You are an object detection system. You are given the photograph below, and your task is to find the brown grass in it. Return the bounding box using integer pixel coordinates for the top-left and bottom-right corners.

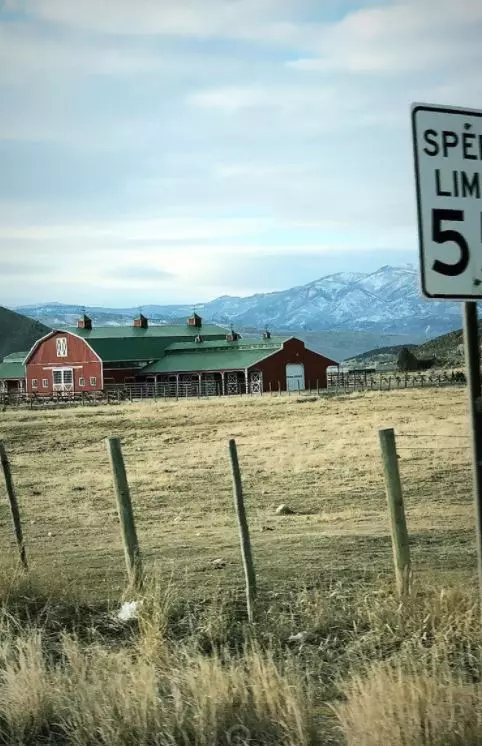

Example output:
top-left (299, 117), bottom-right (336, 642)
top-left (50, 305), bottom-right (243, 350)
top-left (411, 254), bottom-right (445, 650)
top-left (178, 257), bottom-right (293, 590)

top-left (0, 388), bottom-right (475, 596)
top-left (0, 388), bottom-right (480, 744)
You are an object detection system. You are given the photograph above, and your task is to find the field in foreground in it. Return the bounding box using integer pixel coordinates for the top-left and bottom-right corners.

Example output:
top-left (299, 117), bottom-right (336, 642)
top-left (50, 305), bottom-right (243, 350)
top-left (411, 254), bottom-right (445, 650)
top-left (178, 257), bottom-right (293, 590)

top-left (0, 388), bottom-right (480, 744)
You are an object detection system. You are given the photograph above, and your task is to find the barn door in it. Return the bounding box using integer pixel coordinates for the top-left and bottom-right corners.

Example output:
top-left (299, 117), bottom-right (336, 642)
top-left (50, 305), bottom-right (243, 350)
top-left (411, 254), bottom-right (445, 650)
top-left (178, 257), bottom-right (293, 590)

top-left (52, 368), bottom-right (74, 392)
top-left (286, 363), bottom-right (305, 391)
top-left (249, 371), bottom-right (263, 394)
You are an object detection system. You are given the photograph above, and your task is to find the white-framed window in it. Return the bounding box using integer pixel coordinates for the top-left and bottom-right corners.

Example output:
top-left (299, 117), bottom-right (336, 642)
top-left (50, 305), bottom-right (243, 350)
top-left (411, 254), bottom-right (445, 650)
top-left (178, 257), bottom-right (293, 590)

top-left (42, 379), bottom-right (48, 388)
top-left (32, 379), bottom-right (38, 389)
top-left (90, 376), bottom-right (97, 386)
top-left (79, 377), bottom-right (85, 387)
top-left (56, 337), bottom-right (68, 357)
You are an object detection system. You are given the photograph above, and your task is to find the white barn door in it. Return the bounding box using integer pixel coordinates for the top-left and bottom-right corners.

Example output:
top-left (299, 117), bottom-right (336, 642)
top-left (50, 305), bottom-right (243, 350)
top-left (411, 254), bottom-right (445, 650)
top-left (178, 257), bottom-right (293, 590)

top-left (286, 363), bottom-right (305, 391)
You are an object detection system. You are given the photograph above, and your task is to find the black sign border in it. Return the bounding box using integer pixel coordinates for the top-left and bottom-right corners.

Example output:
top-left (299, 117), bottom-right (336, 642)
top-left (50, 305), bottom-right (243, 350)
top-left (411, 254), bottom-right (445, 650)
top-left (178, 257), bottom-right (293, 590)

top-left (411, 103), bottom-right (482, 300)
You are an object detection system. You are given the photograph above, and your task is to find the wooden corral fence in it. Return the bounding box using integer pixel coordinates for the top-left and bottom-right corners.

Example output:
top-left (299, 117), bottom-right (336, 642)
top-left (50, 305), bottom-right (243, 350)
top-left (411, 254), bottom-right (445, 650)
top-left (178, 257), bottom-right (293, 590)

top-left (0, 370), bottom-right (468, 408)
top-left (327, 369), bottom-right (467, 392)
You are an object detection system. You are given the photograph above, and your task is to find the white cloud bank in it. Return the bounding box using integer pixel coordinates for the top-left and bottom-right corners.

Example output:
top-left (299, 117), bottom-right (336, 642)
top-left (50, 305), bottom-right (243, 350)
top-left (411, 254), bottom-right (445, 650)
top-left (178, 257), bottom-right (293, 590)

top-left (1, 0), bottom-right (481, 305)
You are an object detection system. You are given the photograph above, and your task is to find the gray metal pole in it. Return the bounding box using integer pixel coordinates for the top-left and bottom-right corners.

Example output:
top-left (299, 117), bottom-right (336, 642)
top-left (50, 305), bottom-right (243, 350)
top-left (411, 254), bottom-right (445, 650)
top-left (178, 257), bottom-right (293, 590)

top-left (463, 301), bottom-right (482, 606)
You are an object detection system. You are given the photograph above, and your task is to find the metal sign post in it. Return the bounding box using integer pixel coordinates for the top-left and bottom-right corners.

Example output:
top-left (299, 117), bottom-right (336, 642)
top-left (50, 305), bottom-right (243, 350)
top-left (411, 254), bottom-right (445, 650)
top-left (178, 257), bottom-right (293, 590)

top-left (411, 102), bottom-right (482, 602)
top-left (463, 301), bottom-right (482, 602)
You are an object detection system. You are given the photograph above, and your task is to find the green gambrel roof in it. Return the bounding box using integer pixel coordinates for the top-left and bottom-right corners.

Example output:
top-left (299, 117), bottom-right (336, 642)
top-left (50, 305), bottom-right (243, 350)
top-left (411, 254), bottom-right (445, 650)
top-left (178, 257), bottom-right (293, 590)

top-left (0, 361), bottom-right (25, 379)
top-left (87, 337), bottom-right (171, 363)
top-left (140, 347), bottom-right (279, 374)
top-left (66, 324), bottom-right (227, 339)
top-left (64, 324), bottom-right (228, 363)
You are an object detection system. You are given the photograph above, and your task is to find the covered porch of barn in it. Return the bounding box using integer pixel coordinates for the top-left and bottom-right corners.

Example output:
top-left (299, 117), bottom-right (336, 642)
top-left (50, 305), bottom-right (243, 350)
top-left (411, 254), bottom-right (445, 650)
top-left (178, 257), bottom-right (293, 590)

top-left (0, 357), bottom-right (26, 395)
top-left (142, 368), bottom-right (263, 397)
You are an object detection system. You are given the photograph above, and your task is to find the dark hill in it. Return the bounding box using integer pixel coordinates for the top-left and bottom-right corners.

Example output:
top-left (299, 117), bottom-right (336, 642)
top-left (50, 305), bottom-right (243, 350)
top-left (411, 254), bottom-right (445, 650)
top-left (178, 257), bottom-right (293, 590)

top-left (0, 307), bottom-right (50, 360)
top-left (346, 323), bottom-right (475, 369)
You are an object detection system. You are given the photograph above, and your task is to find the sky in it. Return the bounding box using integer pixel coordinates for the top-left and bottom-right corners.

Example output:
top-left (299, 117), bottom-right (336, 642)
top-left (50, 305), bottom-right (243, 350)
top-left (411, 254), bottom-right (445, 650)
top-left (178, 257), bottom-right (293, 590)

top-left (1, 0), bottom-right (482, 308)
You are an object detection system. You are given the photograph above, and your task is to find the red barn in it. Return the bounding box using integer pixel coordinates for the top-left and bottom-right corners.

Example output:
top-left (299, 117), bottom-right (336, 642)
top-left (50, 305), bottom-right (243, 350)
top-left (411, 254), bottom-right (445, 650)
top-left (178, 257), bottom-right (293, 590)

top-left (3, 312), bottom-right (338, 397)
top-left (25, 329), bottom-right (103, 395)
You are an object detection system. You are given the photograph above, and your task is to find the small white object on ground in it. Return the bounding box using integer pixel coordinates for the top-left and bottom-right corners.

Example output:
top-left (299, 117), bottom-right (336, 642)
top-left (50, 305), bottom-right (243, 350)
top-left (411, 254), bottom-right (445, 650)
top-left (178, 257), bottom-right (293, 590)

top-left (117, 601), bottom-right (140, 621)
top-left (276, 504), bottom-right (295, 515)
top-left (212, 558), bottom-right (226, 569)
top-left (288, 631), bottom-right (315, 644)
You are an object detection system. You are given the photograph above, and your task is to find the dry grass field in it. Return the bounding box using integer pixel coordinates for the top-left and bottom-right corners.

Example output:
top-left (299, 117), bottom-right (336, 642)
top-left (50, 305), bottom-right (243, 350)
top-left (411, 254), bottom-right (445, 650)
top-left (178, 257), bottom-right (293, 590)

top-left (0, 387), bottom-right (476, 595)
top-left (0, 388), bottom-right (481, 745)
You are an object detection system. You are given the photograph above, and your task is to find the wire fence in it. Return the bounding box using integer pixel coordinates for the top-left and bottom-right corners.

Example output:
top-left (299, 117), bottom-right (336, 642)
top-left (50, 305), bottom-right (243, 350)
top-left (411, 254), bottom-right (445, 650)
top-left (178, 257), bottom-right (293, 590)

top-left (0, 395), bottom-right (477, 596)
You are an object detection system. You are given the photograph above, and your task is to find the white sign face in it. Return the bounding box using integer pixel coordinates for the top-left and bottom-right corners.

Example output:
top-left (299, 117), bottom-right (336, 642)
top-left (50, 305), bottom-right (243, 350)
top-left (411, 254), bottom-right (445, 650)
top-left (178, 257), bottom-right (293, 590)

top-left (412, 103), bottom-right (482, 299)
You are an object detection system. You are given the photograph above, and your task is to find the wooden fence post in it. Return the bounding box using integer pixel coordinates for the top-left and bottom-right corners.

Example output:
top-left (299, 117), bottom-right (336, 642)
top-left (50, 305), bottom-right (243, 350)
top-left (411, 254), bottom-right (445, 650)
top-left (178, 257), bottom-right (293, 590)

top-left (106, 437), bottom-right (143, 590)
top-left (378, 428), bottom-right (411, 598)
top-left (228, 439), bottom-right (256, 622)
top-left (0, 443), bottom-right (28, 571)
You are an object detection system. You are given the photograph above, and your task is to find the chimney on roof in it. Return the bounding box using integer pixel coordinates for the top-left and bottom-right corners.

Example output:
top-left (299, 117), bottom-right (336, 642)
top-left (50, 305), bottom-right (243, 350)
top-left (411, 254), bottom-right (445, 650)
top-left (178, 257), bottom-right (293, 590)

top-left (133, 313), bottom-right (148, 329)
top-left (187, 312), bottom-right (202, 328)
top-left (77, 313), bottom-right (92, 330)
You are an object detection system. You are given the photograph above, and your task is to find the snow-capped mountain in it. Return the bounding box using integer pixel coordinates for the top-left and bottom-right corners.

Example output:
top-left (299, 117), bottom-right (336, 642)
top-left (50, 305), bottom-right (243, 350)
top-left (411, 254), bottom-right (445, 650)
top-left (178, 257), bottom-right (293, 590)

top-left (197, 265), bottom-right (461, 336)
top-left (14, 264), bottom-right (463, 338)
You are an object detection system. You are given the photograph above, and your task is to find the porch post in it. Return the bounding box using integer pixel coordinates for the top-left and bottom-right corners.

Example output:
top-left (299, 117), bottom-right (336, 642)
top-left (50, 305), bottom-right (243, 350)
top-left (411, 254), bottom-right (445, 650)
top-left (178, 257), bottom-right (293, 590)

top-left (175, 374), bottom-right (179, 399)
top-left (198, 373), bottom-right (202, 398)
top-left (245, 369), bottom-right (249, 395)
top-left (221, 372), bottom-right (225, 396)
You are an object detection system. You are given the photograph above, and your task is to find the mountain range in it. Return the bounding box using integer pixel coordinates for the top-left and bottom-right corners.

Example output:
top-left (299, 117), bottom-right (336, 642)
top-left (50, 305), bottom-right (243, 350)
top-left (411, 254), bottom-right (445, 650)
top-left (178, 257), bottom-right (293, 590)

top-left (14, 265), bottom-right (463, 338)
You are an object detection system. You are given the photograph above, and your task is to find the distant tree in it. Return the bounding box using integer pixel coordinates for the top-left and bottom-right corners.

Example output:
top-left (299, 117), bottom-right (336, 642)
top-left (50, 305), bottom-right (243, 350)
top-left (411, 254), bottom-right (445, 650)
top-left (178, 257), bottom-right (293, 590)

top-left (397, 347), bottom-right (419, 372)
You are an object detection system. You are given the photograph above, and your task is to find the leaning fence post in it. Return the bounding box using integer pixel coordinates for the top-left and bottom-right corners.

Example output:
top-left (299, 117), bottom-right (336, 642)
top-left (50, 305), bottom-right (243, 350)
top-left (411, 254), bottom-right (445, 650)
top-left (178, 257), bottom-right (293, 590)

top-left (228, 439), bottom-right (257, 622)
top-left (378, 428), bottom-right (411, 598)
top-left (106, 437), bottom-right (143, 590)
top-left (0, 442), bottom-right (28, 571)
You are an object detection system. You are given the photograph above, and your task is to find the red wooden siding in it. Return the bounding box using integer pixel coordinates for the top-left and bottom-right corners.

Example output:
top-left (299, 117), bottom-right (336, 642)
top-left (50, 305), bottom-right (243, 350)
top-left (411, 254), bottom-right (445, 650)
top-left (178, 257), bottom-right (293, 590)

top-left (103, 367), bottom-right (140, 385)
top-left (26, 331), bottom-right (103, 395)
top-left (251, 338), bottom-right (335, 392)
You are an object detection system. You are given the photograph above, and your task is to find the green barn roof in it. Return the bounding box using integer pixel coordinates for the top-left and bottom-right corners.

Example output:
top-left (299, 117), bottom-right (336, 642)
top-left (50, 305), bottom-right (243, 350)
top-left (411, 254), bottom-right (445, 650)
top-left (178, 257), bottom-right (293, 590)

top-left (165, 336), bottom-right (290, 353)
top-left (65, 324), bottom-right (228, 363)
top-left (3, 351), bottom-right (28, 363)
top-left (0, 361), bottom-right (25, 379)
top-left (140, 347), bottom-right (279, 374)
top-left (66, 324), bottom-right (227, 339)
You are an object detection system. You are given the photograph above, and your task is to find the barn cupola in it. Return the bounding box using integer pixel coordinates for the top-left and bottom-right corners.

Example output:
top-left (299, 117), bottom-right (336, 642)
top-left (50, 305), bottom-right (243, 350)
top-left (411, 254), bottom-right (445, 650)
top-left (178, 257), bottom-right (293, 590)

top-left (133, 313), bottom-right (148, 329)
top-left (187, 312), bottom-right (202, 328)
top-left (226, 327), bottom-right (241, 342)
top-left (77, 313), bottom-right (92, 330)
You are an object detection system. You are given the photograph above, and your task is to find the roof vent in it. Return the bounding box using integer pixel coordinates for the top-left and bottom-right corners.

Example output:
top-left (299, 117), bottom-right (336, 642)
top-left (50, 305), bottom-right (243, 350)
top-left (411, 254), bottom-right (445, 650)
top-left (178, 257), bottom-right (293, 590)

top-left (77, 313), bottom-right (92, 330)
top-left (133, 313), bottom-right (148, 329)
top-left (226, 329), bottom-right (240, 342)
top-left (263, 328), bottom-right (271, 340)
top-left (195, 334), bottom-right (203, 343)
top-left (187, 312), bottom-right (202, 328)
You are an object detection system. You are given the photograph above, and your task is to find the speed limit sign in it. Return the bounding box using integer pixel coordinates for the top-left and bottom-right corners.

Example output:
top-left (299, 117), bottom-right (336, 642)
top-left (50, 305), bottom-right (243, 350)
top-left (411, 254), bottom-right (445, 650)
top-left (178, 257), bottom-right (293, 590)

top-left (412, 103), bottom-right (482, 299)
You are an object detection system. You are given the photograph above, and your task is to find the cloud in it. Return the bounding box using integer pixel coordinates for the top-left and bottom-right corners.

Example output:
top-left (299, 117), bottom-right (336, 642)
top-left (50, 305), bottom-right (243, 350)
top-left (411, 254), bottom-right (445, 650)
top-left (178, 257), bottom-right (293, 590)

top-left (0, 259), bottom-right (54, 276)
top-left (288, 0), bottom-right (482, 74)
top-left (2, 0), bottom-right (482, 309)
top-left (0, 22), bottom-right (163, 79)
top-left (12, 0), bottom-right (302, 39)
top-left (107, 266), bottom-right (176, 281)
